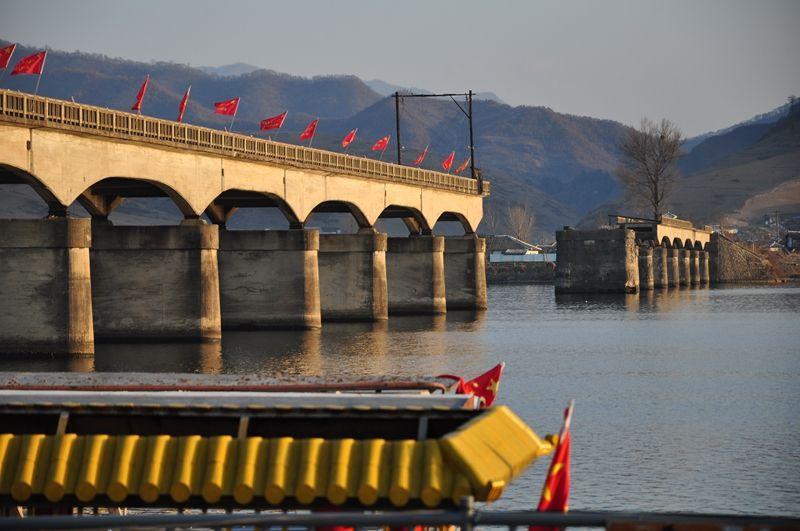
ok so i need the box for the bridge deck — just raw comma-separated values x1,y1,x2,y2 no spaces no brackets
0,89,488,197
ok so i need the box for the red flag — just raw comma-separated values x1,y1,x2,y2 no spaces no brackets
454,156,471,175
530,401,573,531
439,362,504,408
442,151,456,172
177,86,191,123
260,111,287,131
11,50,46,76
131,75,149,112
0,43,16,69
341,128,357,148
300,119,319,141
411,145,428,167
371,135,390,151
215,97,240,116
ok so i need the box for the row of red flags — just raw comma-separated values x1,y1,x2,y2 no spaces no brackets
0,44,473,174
442,363,573,528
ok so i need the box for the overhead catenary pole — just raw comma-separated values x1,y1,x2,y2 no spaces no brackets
394,91,402,164
468,90,480,192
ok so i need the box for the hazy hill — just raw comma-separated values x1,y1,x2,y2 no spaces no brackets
670,106,800,225
364,79,506,104
316,95,627,220
0,41,382,130
580,104,800,228
682,101,793,151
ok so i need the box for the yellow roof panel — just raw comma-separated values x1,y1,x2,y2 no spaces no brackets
0,407,552,509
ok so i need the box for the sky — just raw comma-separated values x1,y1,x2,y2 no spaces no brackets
1,0,798,136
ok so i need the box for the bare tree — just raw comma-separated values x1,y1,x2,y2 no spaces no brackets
506,203,535,243
617,118,683,221
480,203,502,235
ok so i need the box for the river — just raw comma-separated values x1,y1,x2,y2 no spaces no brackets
1,283,798,515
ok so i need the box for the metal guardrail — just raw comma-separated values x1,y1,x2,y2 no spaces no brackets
0,89,489,196
2,502,797,530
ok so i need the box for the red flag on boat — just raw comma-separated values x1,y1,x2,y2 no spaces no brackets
439,362,504,408
530,401,573,531
454,156,471,175
442,151,456,172
131,75,149,112
411,145,428,167
0,43,17,69
11,50,46,75
177,85,191,123
341,128,357,148
260,111,287,131
214,97,240,116
300,119,319,141
371,135,390,151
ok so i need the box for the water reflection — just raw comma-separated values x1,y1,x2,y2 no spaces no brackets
0,284,798,515
94,341,223,373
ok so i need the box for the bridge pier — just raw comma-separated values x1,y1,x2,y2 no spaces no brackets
318,233,388,321
699,250,710,285
653,246,669,289
0,218,94,355
667,249,680,288
387,236,447,314
637,245,654,290
555,228,639,293
444,236,488,310
90,222,221,341
678,249,691,287
690,250,701,285
219,229,321,329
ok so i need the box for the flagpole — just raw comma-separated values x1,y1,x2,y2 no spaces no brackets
309,117,318,148
33,51,47,96
229,105,237,132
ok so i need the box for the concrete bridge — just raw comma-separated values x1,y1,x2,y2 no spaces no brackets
0,90,490,355
555,216,715,293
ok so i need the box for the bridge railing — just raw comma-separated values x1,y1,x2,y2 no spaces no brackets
0,89,489,196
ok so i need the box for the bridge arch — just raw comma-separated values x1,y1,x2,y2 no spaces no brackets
77,177,197,220
203,189,301,228
433,211,475,235
305,200,371,231
0,163,66,216
377,205,431,235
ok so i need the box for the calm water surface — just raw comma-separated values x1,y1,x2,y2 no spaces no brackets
2,284,799,515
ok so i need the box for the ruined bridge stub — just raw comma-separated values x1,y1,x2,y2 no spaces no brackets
556,216,713,294
0,90,489,355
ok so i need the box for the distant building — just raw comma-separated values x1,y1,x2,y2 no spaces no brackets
485,235,556,263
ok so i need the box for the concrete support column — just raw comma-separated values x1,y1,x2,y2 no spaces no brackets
555,227,638,293
667,248,680,288
652,246,669,289
699,250,710,285
0,218,94,355
444,236,488,310
318,232,388,321
219,229,321,329
690,250,701,285
91,223,221,341
679,249,691,287
387,236,446,314
637,245,654,291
